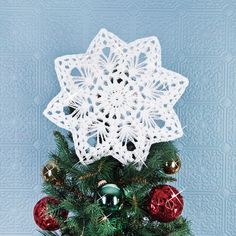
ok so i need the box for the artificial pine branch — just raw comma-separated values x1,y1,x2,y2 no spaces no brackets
40,132,192,236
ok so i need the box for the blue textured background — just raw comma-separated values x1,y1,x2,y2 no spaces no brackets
0,1,235,235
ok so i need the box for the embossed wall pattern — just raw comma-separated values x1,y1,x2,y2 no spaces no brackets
0,1,235,235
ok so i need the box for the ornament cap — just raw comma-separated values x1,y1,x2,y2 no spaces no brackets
97,179,107,187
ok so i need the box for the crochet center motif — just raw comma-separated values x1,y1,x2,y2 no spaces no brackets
44,29,188,166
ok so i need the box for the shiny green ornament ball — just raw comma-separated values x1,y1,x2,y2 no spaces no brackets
97,183,123,212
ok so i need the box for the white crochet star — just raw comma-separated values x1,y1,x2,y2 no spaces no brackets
44,29,188,166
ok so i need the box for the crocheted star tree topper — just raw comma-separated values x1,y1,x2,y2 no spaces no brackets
44,29,188,166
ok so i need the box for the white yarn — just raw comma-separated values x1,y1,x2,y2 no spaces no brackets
44,29,188,166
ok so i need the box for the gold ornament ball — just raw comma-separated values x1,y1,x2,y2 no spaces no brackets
164,156,181,174
41,160,63,185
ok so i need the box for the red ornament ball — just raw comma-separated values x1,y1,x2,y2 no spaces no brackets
148,185,184,222
33,196,68,231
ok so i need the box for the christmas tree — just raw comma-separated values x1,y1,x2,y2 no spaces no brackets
34,132,191,236
33,29,192,235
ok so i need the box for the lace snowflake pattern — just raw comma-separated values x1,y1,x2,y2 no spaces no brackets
44,29,188,166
